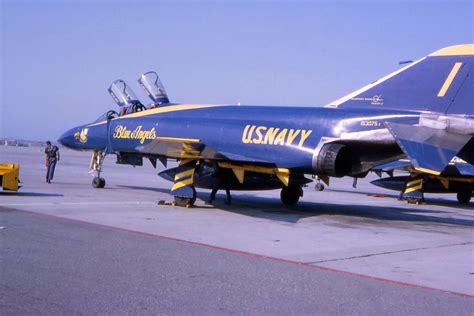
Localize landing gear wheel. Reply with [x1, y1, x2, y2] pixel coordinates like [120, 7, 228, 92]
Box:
[280, 186, 302, 206]
[174, 187, 197, 207]
[92, 177, 106, 188]
[315, 183, 325, 191]
[457, 190, 471, 204]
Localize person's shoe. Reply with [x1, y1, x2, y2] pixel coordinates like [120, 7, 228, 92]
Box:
[47, 180, 51, 183]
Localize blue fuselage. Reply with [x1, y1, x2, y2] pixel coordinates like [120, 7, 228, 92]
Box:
[59, 104, 419, 174]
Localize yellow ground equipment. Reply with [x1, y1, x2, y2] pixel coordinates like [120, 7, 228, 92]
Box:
[0, 164, 20, 191]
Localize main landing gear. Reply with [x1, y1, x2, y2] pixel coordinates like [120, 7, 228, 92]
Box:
[90, 150, 106, 189]
[280, 185, 303, 206]
[457, 190, 472, 204]
[174, 187, 197, 207]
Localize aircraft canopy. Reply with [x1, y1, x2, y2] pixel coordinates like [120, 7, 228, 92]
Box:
[108, 79, 140, 108]
[138, 71, 170, 105]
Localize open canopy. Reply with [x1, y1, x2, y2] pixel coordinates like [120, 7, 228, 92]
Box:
[108, 79, 140, 108]
[138, 71, 170, 105]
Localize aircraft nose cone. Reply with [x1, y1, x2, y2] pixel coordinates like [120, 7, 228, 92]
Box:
[58, 128, 77, 149]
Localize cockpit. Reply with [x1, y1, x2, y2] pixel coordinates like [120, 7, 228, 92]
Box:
[103, 71, 170, 118]
[108, 79, 146, 116]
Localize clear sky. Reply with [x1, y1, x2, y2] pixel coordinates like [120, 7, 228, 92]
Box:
[1, 0, 472, 141]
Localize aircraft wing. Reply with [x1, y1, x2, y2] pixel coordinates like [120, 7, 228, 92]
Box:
[137, 137, 272, 164]
[138, 137, 225, 160]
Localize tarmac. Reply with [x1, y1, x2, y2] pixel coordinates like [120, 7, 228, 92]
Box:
[1, 145, 473, 314]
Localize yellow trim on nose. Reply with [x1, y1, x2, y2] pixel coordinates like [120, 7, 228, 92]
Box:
[123, 104, 225, 119]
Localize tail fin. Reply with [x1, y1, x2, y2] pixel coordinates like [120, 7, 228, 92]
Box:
[328, 44, 474, 116]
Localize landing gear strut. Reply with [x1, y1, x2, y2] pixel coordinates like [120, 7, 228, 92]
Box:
[280, 185, 303, 206]
[90, 150, 106, 189]
[174, 187, 197, 207]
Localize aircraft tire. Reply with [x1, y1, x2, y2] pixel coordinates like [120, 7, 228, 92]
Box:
[280, 186, 302, 206]
[92, 177, 106, 189]
[457, 190, 471, 204]
[315, 183, 325, 191]
[174, 187, 197, 207]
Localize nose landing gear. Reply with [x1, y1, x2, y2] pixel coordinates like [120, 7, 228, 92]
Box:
[90, 150, 106, 189]
[92, 176, 106, 188]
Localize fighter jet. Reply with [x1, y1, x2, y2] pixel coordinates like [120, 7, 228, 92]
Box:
[59, 44, 474, 206]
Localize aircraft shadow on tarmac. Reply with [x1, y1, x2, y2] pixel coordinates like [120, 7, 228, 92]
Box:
[0, 192, 63, 197]
[327, 188, 474, 209]
[116, 185, 473, 227]
[214, 194, 472, 227]
[116, 184, 164, 193]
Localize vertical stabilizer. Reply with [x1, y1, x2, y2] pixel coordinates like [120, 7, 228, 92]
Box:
[328, 44, 474, 116]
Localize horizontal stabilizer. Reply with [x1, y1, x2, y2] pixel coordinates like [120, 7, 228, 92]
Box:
[371, 160, 411, 172]
[386, 122, 471, 174]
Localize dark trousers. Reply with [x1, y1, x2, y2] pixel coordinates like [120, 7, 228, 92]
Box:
[210, 187, 231, 204]
[46, 158, 57, 182]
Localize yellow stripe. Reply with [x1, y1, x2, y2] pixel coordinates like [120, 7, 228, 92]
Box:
[174, 169, 194, 181]
[439, 179, 449, 189]
[414, 167, 441, 176]
[157, 137, 200, 143]
[437, 63, 462, 97]
[430, 175, 474, 184]
[171, 178, 194, 191]
[124, 104, 225, 119]
[407, 179, 423, 187]
[405, 184, 423, 193]
[429, 44, 474, 57]
[218, 162, 290, 176]
[88, 104, 227, 126]
[179, 159, 195, 166]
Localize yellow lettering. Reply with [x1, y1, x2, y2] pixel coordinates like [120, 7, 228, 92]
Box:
[286, 129, 300, 146]
[298, 130, 312, 147]
[113, 126, 122, 138]
[253, 126, 267, 144]
[113, 125, 157, 143]
[263, 127, 280, 145]
[273, 129, 288, 145]
[242, 125, 255, 144]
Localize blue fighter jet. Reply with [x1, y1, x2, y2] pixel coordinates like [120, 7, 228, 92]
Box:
[59, 45, 474, 206]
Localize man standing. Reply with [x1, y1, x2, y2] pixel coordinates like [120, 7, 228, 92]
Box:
[208, 167, 232, 205]
[44, 141, 60, 183]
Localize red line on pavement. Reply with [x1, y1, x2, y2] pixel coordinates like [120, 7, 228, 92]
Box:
[19, 209, 474, 299]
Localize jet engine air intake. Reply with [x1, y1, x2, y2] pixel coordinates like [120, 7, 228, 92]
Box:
[313, 143, 359, 177]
